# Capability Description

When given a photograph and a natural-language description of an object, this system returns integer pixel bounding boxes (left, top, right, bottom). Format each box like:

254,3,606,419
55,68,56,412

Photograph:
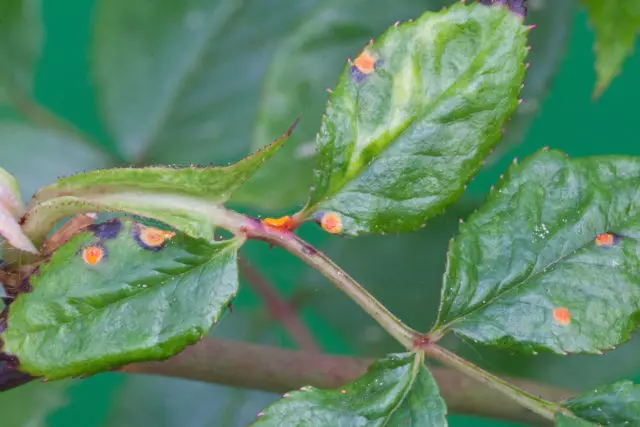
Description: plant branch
237,257,320,352
239,218,419,349
122,338,572,426
424,344,567,422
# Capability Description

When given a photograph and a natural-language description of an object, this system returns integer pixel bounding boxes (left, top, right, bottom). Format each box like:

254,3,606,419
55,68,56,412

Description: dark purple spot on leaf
350,66,369,83
89,218,122,240
478,0,527,17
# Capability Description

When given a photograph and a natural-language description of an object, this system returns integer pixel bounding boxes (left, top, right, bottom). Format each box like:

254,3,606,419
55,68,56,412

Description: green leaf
1,218,240,380
432,149,640,355
0,166,37,253
93,0,316,163
251,352,447,426
23,128,292,246
556,413,596,427
563,380,640,425
581,0,640,97
0,0,42,95
296,3,528,235
0,381,69,427
234,0,449,211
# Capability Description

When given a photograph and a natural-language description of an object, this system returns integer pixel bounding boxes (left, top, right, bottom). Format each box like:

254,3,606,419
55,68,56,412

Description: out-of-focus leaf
0,122,112,200
250,352,447,426
93,0,317,163
234,0,448,211
0,381,69,427
581,0,640,96
563,380,640,425
0,166,37,253
0,0,42,95
1,219,240,380
487,0,577,165
301,200,477,355
433,150,640,355
298,3,528,236
23,128,292,245
555,413,595,427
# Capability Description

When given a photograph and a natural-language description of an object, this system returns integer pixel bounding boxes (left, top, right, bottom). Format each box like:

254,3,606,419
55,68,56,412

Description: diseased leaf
93,0,317,163
22,126,293,246
0,0,42,95
234,0,448,211
251,352,447,426
295,3,528,235
581,0,640,96
556,413,596,427
563,380,640,425
432,150,640,355
0,122,112,200
1,218,240,380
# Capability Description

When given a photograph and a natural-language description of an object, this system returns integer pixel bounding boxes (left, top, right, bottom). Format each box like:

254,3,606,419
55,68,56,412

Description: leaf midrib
380,352,424,426
7,242,236,336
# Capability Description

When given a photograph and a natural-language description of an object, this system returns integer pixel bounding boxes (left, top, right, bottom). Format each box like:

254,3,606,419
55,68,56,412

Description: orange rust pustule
320,212,342,234
82,245,106,265
262,216,295,230
552,307,571,326
132,223,176,251
595,233,617,247
353,53,376,74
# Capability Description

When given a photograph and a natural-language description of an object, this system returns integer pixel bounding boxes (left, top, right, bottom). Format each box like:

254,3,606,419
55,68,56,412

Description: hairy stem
425,344,565,422
122,338,571,426
238,257,320,352
240,218,418,349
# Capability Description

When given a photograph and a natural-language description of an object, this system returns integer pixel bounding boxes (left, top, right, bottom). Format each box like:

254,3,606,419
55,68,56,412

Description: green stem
242,218,419,349
425,344,563,422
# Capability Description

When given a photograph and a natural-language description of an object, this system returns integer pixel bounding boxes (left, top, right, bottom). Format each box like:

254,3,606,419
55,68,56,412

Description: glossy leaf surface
433,150,640,354
563,380,640,425
581,0,640,96
251,352,447,426
1,219,239,379
299,3,528,235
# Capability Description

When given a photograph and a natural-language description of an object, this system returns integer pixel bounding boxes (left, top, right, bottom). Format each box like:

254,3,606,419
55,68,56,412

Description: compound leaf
0,218,240,380
297,2,528,235
562,380,640,425
432,150,640,355
251,352,447,427
581,0,640,96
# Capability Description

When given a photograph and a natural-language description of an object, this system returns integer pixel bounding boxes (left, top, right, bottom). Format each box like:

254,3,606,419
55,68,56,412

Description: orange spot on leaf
552,307,571,326
82,246,105,265
133,223,176,251
262,216,294,230
321,213,342,234
354,53,376,74
595,233,615,247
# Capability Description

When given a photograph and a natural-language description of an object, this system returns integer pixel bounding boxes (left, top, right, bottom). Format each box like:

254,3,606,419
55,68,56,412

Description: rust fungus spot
262,216,294,230
320,212,342,234
354,53,376,74
82,245,106,265
132,223,176,251
552,307,571,326
595,232,619,247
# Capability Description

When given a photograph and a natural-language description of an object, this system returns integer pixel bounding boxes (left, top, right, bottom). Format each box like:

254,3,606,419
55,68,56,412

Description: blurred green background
0,0,639,426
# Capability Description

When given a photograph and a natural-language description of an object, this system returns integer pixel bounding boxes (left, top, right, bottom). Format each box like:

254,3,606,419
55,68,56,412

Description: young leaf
555,413,596,427
581,0,640,96
432,150,640,354
0,167,37,253
562,380,640,425
23,126,293,246
0,218,240,380
250,352,447,426
296,2,528,235
234,0,449,211
0,0,42,95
